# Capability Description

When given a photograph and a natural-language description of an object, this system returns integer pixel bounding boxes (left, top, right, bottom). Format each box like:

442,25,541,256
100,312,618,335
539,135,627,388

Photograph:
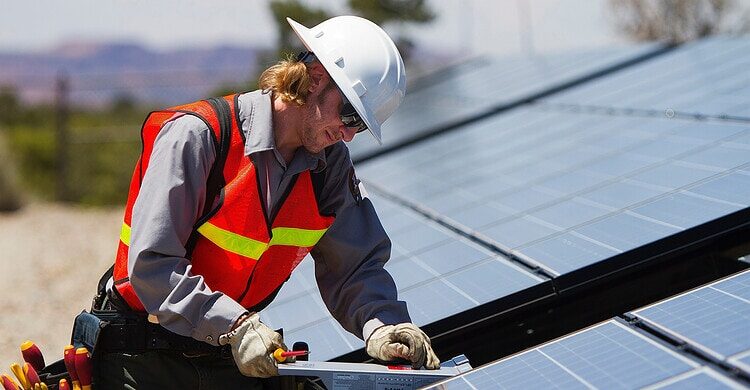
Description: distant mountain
0,42,265,107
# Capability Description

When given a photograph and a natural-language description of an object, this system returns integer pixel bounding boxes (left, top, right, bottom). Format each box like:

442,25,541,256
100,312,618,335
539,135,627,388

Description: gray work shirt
127,90,410,346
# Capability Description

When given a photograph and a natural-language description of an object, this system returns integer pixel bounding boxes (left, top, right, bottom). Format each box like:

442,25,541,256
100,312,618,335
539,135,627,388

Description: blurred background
0,0,749,377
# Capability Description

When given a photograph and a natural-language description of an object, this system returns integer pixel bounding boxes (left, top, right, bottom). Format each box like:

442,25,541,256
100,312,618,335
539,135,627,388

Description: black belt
92,309,232,358
88,290,231,358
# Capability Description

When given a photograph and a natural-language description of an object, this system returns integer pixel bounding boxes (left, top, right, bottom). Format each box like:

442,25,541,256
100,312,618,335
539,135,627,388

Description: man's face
298,82,359,154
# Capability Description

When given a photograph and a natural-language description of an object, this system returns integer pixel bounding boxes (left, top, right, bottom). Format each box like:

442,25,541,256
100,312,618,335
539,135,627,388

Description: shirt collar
239,90,327,172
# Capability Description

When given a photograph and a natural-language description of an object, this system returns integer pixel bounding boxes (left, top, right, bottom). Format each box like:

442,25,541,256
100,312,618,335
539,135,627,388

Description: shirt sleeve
128,115,247,346
311,143,411,342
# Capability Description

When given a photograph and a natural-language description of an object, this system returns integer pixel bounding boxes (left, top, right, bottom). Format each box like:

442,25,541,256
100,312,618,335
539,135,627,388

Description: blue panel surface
542,37,750,120
632,270,750,360
347,45,661,159
425,321,697,389
427,272,750,390
358,106,750,275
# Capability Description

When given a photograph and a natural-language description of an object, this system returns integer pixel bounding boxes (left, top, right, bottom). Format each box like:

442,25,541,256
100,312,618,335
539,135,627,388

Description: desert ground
0,203,122,371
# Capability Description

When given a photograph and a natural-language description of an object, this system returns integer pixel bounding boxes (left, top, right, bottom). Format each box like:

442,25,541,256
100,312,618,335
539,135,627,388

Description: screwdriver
74,348,92,390
19,342,44,373
22,364,40,387
63,346,80,390
272,348,309,363
9,364,29,390
1,374,20,390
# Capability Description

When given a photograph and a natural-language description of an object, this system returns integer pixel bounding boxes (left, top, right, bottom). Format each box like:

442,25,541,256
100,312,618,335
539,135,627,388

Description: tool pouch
71,310,108,356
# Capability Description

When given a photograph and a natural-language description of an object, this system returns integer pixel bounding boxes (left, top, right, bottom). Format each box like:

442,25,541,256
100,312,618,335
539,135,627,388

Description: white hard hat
287,16,406,145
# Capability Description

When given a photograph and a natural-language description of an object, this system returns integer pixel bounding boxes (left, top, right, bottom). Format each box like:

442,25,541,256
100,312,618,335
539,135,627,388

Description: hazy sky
0,0,647,57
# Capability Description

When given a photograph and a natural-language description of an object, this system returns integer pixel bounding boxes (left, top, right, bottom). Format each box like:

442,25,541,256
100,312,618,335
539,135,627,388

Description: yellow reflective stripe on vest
197,223,328,259
197,223,268,260
121,222,131,246
269,227,328,247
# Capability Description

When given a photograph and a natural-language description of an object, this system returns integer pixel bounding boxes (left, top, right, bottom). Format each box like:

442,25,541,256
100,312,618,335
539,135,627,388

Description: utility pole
55,72,70,202
517,0,535,57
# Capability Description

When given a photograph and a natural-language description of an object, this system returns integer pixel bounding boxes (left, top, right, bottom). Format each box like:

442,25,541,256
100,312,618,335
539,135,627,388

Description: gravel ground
0,203,122,371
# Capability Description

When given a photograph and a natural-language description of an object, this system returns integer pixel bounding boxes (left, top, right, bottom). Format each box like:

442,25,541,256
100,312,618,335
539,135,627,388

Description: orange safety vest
113,94,335,311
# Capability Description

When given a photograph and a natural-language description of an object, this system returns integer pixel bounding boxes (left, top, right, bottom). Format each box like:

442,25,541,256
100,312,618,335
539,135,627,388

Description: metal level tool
278,355,472,390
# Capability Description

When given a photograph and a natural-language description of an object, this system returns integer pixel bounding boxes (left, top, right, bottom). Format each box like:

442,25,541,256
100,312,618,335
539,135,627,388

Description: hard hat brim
286,17,383,145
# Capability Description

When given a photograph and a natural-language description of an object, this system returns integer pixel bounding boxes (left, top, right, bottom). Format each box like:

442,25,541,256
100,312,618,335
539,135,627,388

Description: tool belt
74,281,232,359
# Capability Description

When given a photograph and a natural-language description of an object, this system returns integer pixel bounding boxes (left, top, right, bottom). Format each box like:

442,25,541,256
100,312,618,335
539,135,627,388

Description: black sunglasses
297,51,368,134
338,90,368,134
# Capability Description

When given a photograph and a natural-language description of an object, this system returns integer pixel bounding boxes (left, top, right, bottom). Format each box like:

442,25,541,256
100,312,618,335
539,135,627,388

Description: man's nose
341,126,357,142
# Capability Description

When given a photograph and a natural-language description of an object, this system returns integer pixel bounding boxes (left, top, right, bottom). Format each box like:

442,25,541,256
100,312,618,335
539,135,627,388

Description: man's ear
307,62,329,94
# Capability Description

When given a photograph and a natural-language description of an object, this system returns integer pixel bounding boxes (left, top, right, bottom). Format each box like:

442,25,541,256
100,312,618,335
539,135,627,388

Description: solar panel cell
579,180,665,209
631,192,742,229
481,216,561,249
399,280,478,326
573,212,680,252
687,172,750,206
518,232,620,274
443,258,543,304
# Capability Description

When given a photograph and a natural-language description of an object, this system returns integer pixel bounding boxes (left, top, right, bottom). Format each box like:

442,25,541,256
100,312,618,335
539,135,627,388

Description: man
92,15,439,389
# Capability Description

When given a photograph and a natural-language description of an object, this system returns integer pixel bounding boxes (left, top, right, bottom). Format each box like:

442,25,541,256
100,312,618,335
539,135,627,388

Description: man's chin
302,144,324,155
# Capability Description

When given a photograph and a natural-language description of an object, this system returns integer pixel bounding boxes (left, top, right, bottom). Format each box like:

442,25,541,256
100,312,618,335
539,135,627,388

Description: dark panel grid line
538,102,750,125
541,37,750,121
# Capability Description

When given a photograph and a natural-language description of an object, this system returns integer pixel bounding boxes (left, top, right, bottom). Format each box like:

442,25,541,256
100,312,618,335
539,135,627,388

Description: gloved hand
366,323,440,369
219,312,286,378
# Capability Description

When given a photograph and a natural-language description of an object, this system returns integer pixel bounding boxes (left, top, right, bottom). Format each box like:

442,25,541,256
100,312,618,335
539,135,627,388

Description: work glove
219,312,286,378
366,323,440,369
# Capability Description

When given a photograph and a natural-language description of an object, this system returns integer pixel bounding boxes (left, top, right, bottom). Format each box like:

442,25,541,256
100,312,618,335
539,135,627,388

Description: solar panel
357,106,750,276
542,36,750,121
426,271,750,389
347,44,663,160
631,270,750,362
425,321,699,389
259,192,545,361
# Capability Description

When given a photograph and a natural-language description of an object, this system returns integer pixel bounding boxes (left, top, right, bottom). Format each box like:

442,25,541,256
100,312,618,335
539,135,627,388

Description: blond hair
258,55,310,106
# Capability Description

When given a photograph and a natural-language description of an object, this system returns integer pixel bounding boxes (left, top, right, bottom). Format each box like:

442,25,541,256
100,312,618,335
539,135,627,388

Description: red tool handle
1,374,20,390
20,341,45,373
74,348,92,389
280,350,309,358
63,345,79,389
